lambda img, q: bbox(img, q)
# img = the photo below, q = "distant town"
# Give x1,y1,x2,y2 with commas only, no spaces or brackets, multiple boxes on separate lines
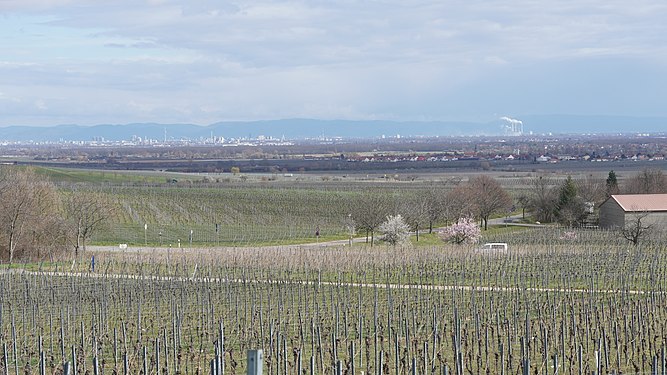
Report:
2,131,666,174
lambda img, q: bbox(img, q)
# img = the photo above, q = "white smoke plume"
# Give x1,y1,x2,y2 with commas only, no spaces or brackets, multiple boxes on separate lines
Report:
500,116,523,135
500,116,522,125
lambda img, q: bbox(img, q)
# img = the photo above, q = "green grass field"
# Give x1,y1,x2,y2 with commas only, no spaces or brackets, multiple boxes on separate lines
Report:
33,166,182,184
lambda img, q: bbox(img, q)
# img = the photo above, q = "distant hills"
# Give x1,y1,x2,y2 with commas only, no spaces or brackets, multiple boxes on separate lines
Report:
0,115,665,142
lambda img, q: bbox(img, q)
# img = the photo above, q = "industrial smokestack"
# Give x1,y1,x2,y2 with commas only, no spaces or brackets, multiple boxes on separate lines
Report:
500,116,523,135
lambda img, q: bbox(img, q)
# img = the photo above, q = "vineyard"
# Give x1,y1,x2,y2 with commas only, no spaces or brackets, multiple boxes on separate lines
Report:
64,183,424,246
2,240,667,374
4,167,663,374
58,171,579,246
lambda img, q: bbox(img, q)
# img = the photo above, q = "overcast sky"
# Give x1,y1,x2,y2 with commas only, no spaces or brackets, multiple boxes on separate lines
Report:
1,1,666,126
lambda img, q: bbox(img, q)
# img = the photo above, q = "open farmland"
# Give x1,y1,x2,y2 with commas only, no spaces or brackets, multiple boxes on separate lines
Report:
3,164,667,374
2,240,667,374
50,168,598,247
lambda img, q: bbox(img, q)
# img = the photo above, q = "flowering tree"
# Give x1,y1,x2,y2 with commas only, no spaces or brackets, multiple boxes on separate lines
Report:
440,217,482,245
379,215,411,246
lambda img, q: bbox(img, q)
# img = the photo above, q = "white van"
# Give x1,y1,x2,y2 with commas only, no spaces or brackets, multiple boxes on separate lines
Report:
478,242,508,253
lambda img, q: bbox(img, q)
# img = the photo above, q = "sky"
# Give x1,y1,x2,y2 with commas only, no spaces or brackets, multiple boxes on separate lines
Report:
1,0,667,127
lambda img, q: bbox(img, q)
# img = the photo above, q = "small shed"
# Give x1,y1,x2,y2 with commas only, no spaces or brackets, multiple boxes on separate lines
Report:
599,194,667,229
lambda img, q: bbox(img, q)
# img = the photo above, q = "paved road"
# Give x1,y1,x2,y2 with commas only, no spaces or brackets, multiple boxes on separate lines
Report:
487,213,544,227
87,238,362,253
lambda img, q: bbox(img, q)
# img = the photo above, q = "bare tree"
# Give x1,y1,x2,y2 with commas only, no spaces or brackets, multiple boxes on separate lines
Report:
528,175,558,223
516,194,530,220
576,174,606,208
445,185,475,223
424,185,444,233
556,198,588,228
401,195,429,241
64,190,114,255
424,178,460,233
350,192,391,246
0,167,65,262
30,213,71,261
467,175,513,230
624,168,667,194
619,211,652,245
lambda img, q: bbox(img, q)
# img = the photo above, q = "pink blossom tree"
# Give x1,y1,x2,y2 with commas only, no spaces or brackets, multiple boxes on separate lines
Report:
439,217,482,244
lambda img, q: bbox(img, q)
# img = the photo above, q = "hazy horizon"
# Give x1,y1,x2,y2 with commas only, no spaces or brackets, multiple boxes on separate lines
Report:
2,1,667,127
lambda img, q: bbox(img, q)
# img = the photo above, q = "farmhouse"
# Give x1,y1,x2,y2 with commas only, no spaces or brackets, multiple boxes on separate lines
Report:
599,194,667,229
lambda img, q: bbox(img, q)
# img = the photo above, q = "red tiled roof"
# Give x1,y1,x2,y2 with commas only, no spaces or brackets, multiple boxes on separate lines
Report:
610,194,667,212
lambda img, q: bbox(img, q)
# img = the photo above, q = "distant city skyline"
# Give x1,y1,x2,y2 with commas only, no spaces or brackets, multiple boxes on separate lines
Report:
1,1,666,127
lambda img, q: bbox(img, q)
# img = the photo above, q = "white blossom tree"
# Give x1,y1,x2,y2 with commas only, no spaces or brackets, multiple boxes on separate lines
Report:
379,215,411,246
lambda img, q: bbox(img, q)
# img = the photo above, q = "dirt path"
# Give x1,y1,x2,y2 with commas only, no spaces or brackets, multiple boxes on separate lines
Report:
8,268,650,296
88,214,535,254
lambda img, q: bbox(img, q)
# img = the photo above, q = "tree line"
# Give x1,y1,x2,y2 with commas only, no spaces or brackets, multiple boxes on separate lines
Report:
349,175,513,245
522,168,667,227
0,167,112,262
350,168,667,245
